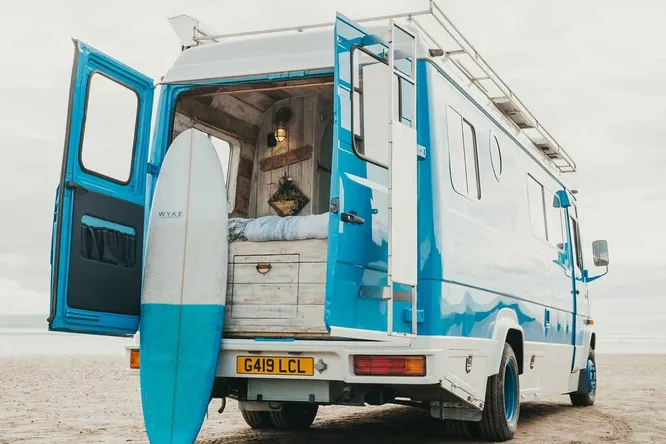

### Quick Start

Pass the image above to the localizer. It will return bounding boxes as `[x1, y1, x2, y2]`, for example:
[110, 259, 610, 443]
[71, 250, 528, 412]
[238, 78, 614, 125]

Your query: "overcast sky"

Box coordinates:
[0, 0, 664, 341]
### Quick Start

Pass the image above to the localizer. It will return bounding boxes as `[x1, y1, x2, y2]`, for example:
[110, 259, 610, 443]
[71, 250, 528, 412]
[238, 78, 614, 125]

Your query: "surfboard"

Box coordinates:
[139, 128, 228, 443]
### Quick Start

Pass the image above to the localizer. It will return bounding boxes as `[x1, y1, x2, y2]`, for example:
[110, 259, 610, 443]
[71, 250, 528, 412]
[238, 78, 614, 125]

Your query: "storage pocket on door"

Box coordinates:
[231, 254, 299, 319]
[79, 216, 136, 267]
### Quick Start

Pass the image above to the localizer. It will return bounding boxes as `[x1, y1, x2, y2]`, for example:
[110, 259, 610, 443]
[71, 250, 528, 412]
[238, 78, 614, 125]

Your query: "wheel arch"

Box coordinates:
[487, 308, 524, 376]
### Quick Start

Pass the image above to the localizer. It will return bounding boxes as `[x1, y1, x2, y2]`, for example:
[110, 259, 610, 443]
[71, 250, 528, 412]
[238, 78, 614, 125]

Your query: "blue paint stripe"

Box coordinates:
[436, 278, 575, 315]
[81, 215, 136, 235]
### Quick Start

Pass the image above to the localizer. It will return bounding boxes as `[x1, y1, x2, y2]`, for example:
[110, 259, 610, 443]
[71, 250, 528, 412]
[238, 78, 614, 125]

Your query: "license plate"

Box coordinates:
[237, 356, 314, 376]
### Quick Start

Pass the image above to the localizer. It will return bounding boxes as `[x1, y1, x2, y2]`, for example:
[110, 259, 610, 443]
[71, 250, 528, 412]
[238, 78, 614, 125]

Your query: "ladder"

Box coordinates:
[168, 0, 576, 174]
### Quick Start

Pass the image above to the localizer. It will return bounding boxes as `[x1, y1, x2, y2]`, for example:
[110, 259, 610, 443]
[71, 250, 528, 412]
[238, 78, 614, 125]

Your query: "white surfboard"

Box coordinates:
[139, 128, 228, 444]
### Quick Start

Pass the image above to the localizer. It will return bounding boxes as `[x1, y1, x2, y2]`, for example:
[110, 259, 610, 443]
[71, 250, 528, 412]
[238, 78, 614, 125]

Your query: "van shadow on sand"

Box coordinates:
[197, 402, 632, 444]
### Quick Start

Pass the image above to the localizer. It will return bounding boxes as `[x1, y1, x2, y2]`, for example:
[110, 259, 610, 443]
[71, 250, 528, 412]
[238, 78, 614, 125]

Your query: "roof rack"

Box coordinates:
[168, 1, 576, 173]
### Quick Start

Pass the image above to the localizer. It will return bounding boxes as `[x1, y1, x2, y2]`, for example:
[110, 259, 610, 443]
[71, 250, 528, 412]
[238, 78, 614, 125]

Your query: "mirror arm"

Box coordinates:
[585, 266, 609, 283]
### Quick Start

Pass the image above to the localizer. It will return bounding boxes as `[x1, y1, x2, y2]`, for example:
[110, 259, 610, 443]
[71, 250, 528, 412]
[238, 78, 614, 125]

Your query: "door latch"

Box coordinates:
[341, 212, 365, 225]
[65, 181, 88, 193]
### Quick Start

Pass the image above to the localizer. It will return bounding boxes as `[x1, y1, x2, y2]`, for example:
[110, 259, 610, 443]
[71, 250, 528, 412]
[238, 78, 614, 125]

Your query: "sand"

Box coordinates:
[0, 354, 662, 443]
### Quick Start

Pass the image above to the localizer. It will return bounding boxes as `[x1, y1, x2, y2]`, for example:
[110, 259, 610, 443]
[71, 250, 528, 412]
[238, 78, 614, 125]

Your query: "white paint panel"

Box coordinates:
[390, 120, 418, 286]
[142, 129, 228, 306]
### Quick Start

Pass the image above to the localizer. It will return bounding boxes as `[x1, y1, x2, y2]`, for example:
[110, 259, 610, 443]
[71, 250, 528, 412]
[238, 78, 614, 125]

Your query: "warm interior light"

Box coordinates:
[274, 126, 288, 142]
[273, 106, 292, 144]
[353, 355, 426, 377]
[129, 349, 140, 369]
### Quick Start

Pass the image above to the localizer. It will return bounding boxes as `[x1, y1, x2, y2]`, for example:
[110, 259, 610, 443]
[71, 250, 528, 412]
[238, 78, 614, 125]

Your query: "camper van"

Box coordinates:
[48, 4, 610, 442]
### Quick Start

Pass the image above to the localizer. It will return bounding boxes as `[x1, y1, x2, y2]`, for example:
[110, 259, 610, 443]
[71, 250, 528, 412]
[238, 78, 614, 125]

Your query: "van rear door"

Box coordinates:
[48, 40, 153, 337]
[326, 14, 419, 337]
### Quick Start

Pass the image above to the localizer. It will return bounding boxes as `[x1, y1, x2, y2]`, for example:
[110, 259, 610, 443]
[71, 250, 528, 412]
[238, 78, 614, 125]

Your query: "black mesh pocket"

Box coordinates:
[80, 223, 136, 267]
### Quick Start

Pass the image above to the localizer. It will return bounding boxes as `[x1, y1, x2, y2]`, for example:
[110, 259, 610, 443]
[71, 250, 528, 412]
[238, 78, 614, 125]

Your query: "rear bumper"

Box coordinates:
[126, 338, 442, 385]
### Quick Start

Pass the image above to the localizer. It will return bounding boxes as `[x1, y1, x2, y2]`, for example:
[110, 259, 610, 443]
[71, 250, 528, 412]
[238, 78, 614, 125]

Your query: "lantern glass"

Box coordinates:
[275, 125, 287, 142]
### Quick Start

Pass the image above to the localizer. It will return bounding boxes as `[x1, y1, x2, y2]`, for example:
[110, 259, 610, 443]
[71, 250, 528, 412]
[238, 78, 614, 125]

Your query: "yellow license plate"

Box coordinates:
[237, 356, 314, 376]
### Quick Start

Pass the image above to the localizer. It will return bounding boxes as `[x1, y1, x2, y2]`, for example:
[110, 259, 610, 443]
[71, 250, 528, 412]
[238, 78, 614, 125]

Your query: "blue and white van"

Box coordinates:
[48, 5, 610, 441]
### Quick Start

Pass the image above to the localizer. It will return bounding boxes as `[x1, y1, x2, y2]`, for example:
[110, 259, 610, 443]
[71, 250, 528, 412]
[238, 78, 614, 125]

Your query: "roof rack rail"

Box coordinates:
[169, 1, 576, 173]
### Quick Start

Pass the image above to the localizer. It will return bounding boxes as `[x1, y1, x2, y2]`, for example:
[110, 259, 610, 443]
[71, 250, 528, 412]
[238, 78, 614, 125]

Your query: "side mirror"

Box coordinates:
[592, 240, 609, 267]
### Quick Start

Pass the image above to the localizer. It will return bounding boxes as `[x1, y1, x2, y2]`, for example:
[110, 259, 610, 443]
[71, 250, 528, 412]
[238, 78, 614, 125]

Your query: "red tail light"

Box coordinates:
[353, 355, 426, 376]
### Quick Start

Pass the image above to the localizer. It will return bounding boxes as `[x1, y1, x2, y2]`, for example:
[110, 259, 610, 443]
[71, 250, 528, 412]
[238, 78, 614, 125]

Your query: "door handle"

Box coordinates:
[65, 181, 88, 193]
[341, 212, 365, 225]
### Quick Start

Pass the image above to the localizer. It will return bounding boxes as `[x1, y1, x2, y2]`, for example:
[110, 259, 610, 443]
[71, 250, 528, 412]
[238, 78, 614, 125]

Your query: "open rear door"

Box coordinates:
[326, 14, 419, 337]
[48, 40, 153, 336]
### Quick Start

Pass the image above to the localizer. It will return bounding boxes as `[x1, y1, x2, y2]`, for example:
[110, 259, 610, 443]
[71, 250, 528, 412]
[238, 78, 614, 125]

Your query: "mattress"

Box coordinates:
[228, 212, 329, 243]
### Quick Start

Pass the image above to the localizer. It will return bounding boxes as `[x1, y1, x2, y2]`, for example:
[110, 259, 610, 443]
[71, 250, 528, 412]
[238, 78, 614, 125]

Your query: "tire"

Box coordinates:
[479, 342, 520, 442]
[269, 403, 318, 430]
[241, 409, 275, 429]
[570, 349, 597, 407]
[449, 419, 480, 439]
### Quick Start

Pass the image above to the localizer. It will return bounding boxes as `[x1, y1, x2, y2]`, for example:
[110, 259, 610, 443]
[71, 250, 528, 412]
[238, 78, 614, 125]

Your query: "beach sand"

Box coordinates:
[0, 354, 662, 443]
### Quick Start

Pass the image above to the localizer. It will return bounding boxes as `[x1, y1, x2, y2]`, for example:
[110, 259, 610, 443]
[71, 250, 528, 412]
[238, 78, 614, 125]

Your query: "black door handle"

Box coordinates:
[65, 181, 88, 193]
[341, 212, 365, 224]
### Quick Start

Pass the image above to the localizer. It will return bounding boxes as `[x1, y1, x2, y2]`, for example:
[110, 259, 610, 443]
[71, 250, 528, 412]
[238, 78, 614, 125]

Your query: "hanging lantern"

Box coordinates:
[273, 106, 292, 143]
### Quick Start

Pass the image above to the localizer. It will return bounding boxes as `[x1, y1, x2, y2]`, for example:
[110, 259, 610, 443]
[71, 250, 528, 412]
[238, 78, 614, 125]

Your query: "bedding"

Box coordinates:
[228, 212, 329, 243]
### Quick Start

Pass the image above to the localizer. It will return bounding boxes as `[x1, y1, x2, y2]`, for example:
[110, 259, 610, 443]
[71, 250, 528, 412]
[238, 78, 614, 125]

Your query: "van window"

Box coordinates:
[447, 107, 480, 199]
[351, 46, 414, 167]
[490, 135, 503, 180]
[209, 135, 231, 187]
[527, 175, 547, 240]
[80, 73, 138, 183]
[546, 192, 564, 248]
[571, 216, 584, 272]
[195, 129, 239, 214]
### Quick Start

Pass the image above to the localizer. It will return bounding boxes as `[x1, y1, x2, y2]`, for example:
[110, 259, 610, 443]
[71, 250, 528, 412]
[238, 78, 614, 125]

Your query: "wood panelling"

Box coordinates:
[253, 95, 324, 217]
[176, 97, 258, 145]
[173, 81, 333, 219]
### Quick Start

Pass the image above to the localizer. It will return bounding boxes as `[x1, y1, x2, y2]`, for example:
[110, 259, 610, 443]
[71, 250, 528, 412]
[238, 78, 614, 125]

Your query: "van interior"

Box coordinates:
[171, 75, 335, 338]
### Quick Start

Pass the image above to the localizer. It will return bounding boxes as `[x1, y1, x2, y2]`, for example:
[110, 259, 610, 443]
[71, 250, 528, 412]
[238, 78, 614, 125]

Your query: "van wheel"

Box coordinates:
[269, 403, 318, 430]
[570, 349, 596, 406]
[440, 419, 479, 438]
[479, 342, 520, 441]
[240, 409, 275, 429]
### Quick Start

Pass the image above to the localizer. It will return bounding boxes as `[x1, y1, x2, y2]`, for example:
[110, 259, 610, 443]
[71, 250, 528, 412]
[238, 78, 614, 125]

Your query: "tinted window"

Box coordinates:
[80, 73, 138, 183]
[447, 107, 467, 193]
[571, 216, 584, 272]
[527, 175, 547, 240]
[447, 107, 480, 199]
[490, 135, 502, 179]
[462, 120, 480, 199]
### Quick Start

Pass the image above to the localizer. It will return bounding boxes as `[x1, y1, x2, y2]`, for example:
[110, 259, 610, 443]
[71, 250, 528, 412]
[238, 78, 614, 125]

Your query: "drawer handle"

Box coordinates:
[256, 263, 272, 274]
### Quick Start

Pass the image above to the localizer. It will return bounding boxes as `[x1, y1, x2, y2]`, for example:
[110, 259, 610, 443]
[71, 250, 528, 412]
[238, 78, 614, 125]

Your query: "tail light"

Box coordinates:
[129, 349, 140, 369]
[353, 355, 426, 376]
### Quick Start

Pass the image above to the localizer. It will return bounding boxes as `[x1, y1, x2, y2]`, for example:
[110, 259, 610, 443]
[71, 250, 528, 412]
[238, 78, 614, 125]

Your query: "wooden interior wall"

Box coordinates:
[251, 95, 332, 218]
[171, 87, 332, 220]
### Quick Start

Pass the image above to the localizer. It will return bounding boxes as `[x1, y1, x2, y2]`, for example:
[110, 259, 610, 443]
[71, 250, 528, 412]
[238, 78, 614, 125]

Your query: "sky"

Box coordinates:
[0, 0, 664, 342]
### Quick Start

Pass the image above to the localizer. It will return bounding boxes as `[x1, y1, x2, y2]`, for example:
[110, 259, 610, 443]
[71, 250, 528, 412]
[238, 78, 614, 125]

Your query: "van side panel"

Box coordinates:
[417, 61, 576, 394]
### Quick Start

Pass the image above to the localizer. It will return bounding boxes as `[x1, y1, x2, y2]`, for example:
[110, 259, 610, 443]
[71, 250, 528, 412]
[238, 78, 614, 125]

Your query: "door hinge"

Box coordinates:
[417, 144, 426, 160]
[329, 198, 339, 214]
[147, 162, 160, 176]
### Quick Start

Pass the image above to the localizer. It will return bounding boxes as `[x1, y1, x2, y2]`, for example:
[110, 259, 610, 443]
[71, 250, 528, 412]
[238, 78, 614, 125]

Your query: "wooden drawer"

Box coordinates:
[232, 254, 299, 284]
